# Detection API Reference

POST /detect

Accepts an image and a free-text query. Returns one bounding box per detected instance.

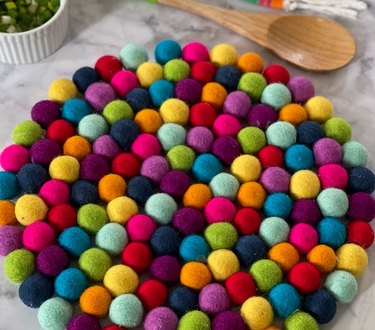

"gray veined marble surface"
[0,0,374,329]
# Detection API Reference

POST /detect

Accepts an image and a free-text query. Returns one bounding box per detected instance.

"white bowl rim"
[0,0,67,36]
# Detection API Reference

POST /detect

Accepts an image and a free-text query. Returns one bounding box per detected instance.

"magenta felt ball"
[0,144,30,172]
[126,214,157,242]
[199,283,231,315]
[66,314,101,330]
[80,154,110,182]
[111,70,139,98]
[182,42,210,64]
[223,91,252,118]
[0,225,23,256]
[22,221,55,252]
[211,136,241,165]
[348,192,375,222]
[30,139,61,166]
[287,76,315,104]
[318,164,348,189]
[131,133,162,160]
[149,255,181,283]
[141,155,170,183]
[290,199,321,225]
[175,79,202,104]
[31,100,61,128]
[313,138,342,166]
[289,223,318,254]
[186,127,214,153]
[260,166,290,193]
[212,311,247,330]
[144,307,179,330]
[93,135,120,159]
[84,82,116,112]
[172,207,205,236]
[37,245,69,277]
[213,114,242,137]
[204,197,236,224]
[39,180,70,206]
[247,104,278,130]
[160,170,192,199]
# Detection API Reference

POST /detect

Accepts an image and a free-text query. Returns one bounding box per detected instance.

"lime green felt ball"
[204,222,238,250]
[238,72,267,102]
[38,297,73,330]
[4,249,35,283]
[323,117,352,144]
[285,312,319,330]
[103,100,134,124]
[77,204,108,234]
[238,126,266,154]
[164,59,190,83]
[178,310,211,330]
[12,120,43,147]
[167,145,196,172]
[78,247,112,282]
[250,259,282,292]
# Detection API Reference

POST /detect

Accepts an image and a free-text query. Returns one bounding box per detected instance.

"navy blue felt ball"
[303,289,337,324]
[297,121,324,147]
[263,192,293,219]
[168,285,198,317]
[155,40,182,65]
[235,235,267,267]
[17,163,48,193]
[149,80,174,107]
[126,176,154,206]
[110,118,139,150]
[19,272,54,308]
[150,226,180,256]
[72,66,100,94]
[215,65,242,92]
[126,87,152,112]
[55,268,88,301]
[71,180,98,206]
[348,166,375,193]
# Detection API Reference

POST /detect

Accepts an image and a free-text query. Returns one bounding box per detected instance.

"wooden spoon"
[156,0,356,71]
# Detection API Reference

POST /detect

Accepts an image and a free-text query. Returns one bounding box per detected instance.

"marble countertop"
[0,0,374,329]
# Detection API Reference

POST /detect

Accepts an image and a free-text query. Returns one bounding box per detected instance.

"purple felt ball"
[66,314,101,330]
[247,104,278,130]
[211,136,241,165]
[212,311,247,330]
[160,170,192,199]
[348,192,375,222]
[172,207,205,236]
[84,82,116,112]
[287,76,315,104]
[186,127,214,154]
[30,139,61,166]
[149,255,181,283]
[92,135,120,159]
[37,245,69,277]
[31,100,61,128]
[80,154,110,182]
[260,166,291,193]
[141,155,171,183]
[290,199,322,225]
[313,138,342,166]
[175,78,202,104]
[0,226,23,256]
[223,91,252,118]
[199,283,231,315]
[144,307,179,330]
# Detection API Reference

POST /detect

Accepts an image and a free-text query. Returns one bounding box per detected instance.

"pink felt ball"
[111,70,139,98]
[22,221,56,252]
[204,197,236,224]
[318,164,349,189]
[182,42,210,64]
[212,114,242,137]
[289,223,318,254]
[39,179,70,206]
[131,133,162,161]
[126,214,157,242]
[260,166,290,193]
[0,144,30,172]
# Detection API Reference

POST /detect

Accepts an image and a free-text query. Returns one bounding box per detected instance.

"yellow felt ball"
[304,96,334,123]
[268,242,300,273]
[290,170,321,199]
[231,155,262,183]
[48,78,79,104]
[336,243,368,277]
[237,52,264,73]
[207,249,240,281]
[136,62,164,88]
[79,285,112,318]
[134,109,163,133]
[237,182,266,209]
[98,174,126,203]
[241,296,274,330]
[63,135,92,161]
[49,155,80,184]
[201,82,228,110]
[106,196,138,224]
[279,103,308,126]
[210,43,238,67]
[15,194,48,226]
[159,98,189,125]
[180,261,212,290]
[183,183,212,210]
[0,200,16,227]
[103,264,139,296]
[307,244,337,273]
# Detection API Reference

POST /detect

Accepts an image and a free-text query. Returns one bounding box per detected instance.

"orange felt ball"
[264,326,281,330]
[98,174,126,203]
[0,200,16,227]
[63,135,92,161]
[79,285,112,318]
[183,183,213,210]
[237,182,266,209]
[237,52,264,73]
[134,109,163,134]
[268,242,300,273]
[307,244,337,273]
[279,104,308,126]
[201,82,228,110]
[180,261,212,290]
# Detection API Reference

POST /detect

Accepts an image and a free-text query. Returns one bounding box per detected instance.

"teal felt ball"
[259,217,290,247]
[145,193,178,225]
[95,222,128,256]
[109,293,144,328]
[179,235,210,262]
[155,39,182,65]
[209,172,240,200]
[38,297,73,330]
[269,283,301,318]
[62,98,92,125]
[261,83,292,110]
[192,153,224,183]
[0,171,20,200]
[266,121,297,150]
[317,188,349,217]
[120,43,149,70]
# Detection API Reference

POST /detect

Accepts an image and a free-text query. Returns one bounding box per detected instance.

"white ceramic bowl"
[0,0,69,64]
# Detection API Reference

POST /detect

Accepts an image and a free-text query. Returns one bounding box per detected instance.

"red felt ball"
[122,242,152,273]
[46,119,75,145]
[95,55,123,82]
[136,279,168,311]
[288,262,321,294]
[347,221,375,249]
[233,208,261,235]
[263,64,290,84]
[225,271,256,305]
[47,203,77,232]
[257,145,284,169]
[190,61,216,85]
[103,325,127,330]
[190,102,217,128]
[112,152,141,180]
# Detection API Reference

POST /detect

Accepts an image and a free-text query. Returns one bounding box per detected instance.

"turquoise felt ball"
[264,193,293,219]
[261,83,292,110]
[145,193,178,225]
[285,144,314,172]
[209,172,240,200]
[95,222,128,256]
[325,270,358,303]
[317,188,349,217]
[120,43,148,70]
[192,153,224,183]
[78,114,109,142]
[266,121,297,150]
[269,283,301,318]
[316,217,347,248]
[62,98,92,125]
[259,217,290,247]
[0,171,20,200]
[38,297,73,330]
[157,123,186,151]
[179,235,210,262]
[155,39,182,65]
[109,293,144,328]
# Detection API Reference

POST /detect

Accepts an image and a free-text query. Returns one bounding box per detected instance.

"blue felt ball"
[155,40,182,65]
[150,226,180,256]
[297,121,324,147]
[126,87,152,112]
[215,65,242,92]
[285,144,314,172]
[149,80,175,107]
[179,235,210,262]
[168,285,198,317]
[316,217,346,248]
[348,166,375,193]
[126,176,154,206]
[303,289,337,324]
[263,193,293,219]
[19,272,54,308]
[0,171,20,200]
[62,98,92,125]
[55,268,88,301]
[110,118,139,150]
[235,235,266,267]
[71,180,99,206]
[72,66,100,93]
[17,163,47,194]
[269,283,301,318]
[192,154,224,183]
[58,227,91,258]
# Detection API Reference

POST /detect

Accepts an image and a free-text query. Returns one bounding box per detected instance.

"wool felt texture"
[39,179,70,206]
[238,72,267,102]
[93,135,121,159]
[71,180,99,206]
[182,41,210,64]
[342,140,368,168]
[313,137,342,166]
[202,82,228,110]
[214,65,242,92]
[63,136,91,161]
[189,102,216,127]
[207,249,240,281]
[290,170,321,199]
[307,244,337,273]
[95,222,128,256]
[62,98,92,125]
[347,221,374,249]
[19,272,54,308]
[37,297,73,330]
[268,242,300,273]
[126,214,157,242]
[284,144,314,172]
[183,183,212,209]
[103,325,125,330]
[0,200,16,227]
[199,283,231,315]
[263,193,293,219]
[78,247,112,282]
[317,188,349,217]
[205,222,238,250]
[336,243,368,277]
[319,165,349,190]
[240,296,273,330]
[348,192,375,222]
[209,172,239,200]
[58,226,91,258]
[297,120,324,147]
[144,307,179,330]
[22,221,55,252]
[0,171,18,199]
[287,76,315,104]
[48,78,79,104]
[303,289,337,324]
[180,261,212,290]
[238,126,266,154]
[261,83,292,110]
[348,166,375,193]
[94,55,122,82]
[15,194,48,226]
[126,87,152,112]
[12,120,43,147]
[136,62,163,88]
[250,259,282,292]
[231,155,262,183]
[288,262,321,294]
[150,225,180,256]
[168,286,198,317]
[134,109,163,133]
[266,121,297,150]
[0,144,30,172]
[0,225,22,256]
[167,145,196,171]
[106,196,138,224]
[235,235,267,267]
[102,100,134,125]
[257,145,284,168]
[210,43,238,67]
[212,311,248,330]
[268,283,301,318]
[225,271,256,305]
[47,200,76,230]
[137,280,168,311]
[237,52,264,73]
[155,39,182,64]
[4,248,35,283]
[260,167,290,193]
[285,312,318,330]
[259,217,290,247]
[289,223,318,254]
[130,133,161,160]
[149,255,181,283]
[140,155,170,183]
[32,137,62,166]
[111,70,139,98]
[163,59,190,83]
[122,241,152,273]
[316,217,347,248]
[233,208,262,235]
[72,66,100,93]
[55,268,88,301]
[179,234,210,262]
[172,207,205,236]
[325,270,358,303]
[126,176,154,206]
[212,136,242,164]
[192,153,224,183]
[109,294,144,328]
[77,203,108,234]
[263,64,290,84]
[103,264,139,296]
[120,43,148,70]
[304,96,334,123]
[157,123,186,152]
[149,80,175,108]
[36,245,69,277]
[190,61,216,86]
[324,117,352,144]
[110,118,139,150]
[279,103,308,126]
[178,310,211,330]
[84,82,116,112]
[49,155,80,184]
[98,174,126,203]
[66,314,101,330]
[145,193,177,225]
[247,104,278,130]
[30,100,61,128]
[186,127,214,154]
[46,119,75,145]
[175,78,202,104]
[204,197,236,223]
[223,91,251,118]
[160,170,191,199]
[213,114,242,137]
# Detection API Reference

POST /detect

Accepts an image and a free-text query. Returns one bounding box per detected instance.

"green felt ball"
[109,294,144,328]
[259,217,290,247]
[261,83,292,110]
[12,120,43,147]
[342,141,368,168]
[78,114,109,142]
[285,312,319,330]
[325,270,358,303]
[157,123,187,151]
[4,249,35,283]
[77,204,108,234]
[78,247,112,282]
[178,310,211,330]
[38,297,73,330]
[103,100,134,124]
[266,121,297,150]
[209,172,240,200]
[250,259,282,292]
[317,188,349,217]
[164,59,190,83]
[238,126,266,154]
[323,117,352,144]
[120,43,149,70]
[145,193,178,225]
[238,72,267,102]
[95,222,128,256]
[204,222,238,250]
[167,145,196,171]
